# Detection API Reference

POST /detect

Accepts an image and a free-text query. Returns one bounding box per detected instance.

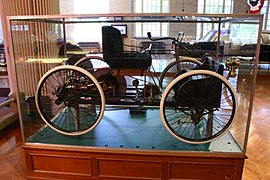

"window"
[197,0,233,39]
[261,0,270,30]
[73,0,109,14]
[134,0,169,37]
[60,0,109,42]
[60,0,109,14]
[230,23,259,44]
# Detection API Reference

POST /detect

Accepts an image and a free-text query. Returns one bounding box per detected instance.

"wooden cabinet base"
[24,144,246,180]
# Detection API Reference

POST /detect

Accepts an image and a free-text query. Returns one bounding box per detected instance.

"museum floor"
[0,75,269,179]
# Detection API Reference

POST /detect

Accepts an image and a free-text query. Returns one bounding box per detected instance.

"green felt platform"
[27,109,241,153]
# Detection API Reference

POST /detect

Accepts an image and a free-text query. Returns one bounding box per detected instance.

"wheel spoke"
[161,70,236,144]
[160,59,202,88]
[36,66,105,135]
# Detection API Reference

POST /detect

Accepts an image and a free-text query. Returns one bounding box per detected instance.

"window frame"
[197,0,234,39]
[133,0,169,38]
[261,0,270,30]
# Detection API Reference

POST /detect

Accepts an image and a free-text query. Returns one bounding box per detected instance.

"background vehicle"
[0,40,6,67]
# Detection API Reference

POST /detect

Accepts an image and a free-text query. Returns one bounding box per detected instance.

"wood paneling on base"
[24,144,246,180]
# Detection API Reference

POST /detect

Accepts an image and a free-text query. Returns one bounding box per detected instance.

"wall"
[59,0,74,14]
[170,0,198,40]
[170,0,197,13]
[234,0,250,14]
[109,0,132,13]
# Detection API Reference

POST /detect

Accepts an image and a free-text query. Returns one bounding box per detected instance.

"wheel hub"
[191,108,204,125]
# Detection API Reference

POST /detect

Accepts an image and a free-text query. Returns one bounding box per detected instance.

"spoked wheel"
[160,70,237,144]
[75,56,126,96]
[159,57,202,88]
[98,75,126,96]
[74,56,110,79]
[35,65,105,136]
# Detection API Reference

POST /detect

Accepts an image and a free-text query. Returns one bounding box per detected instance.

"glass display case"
[8,13,262,179]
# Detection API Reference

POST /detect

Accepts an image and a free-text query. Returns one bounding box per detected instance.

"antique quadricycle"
[35,25,237,144]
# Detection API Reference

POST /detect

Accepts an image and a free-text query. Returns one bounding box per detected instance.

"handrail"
[0,98,15,108]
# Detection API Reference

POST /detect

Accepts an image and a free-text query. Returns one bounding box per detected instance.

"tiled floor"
[0,123,27,179]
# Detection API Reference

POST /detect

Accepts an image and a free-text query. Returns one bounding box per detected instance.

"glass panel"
[9,14,262,154]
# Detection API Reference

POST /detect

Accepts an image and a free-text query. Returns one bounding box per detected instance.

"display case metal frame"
[7,13,263,179]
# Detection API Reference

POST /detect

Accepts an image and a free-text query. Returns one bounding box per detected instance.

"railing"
[0,98,15,108]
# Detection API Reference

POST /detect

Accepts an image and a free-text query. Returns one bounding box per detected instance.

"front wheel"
[160,70,237,144]
[35,65,105,136]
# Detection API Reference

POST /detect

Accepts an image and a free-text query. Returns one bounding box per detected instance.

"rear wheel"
[74,56,108,69]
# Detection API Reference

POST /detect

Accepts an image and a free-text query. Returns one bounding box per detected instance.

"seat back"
[199,57,224,75]
[102,26,123,59]
[175,58,224,108]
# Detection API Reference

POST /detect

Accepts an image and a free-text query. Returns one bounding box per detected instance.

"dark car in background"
[0,40,6,67]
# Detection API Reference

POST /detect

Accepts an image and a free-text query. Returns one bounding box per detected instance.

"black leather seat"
[102,26,152,69]
[175,57,224,108]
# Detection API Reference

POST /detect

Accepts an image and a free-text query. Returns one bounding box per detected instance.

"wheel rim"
[159,58,202,88]
[74,56,109,69]
[160,70,237,144]
[35,65,105,136]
